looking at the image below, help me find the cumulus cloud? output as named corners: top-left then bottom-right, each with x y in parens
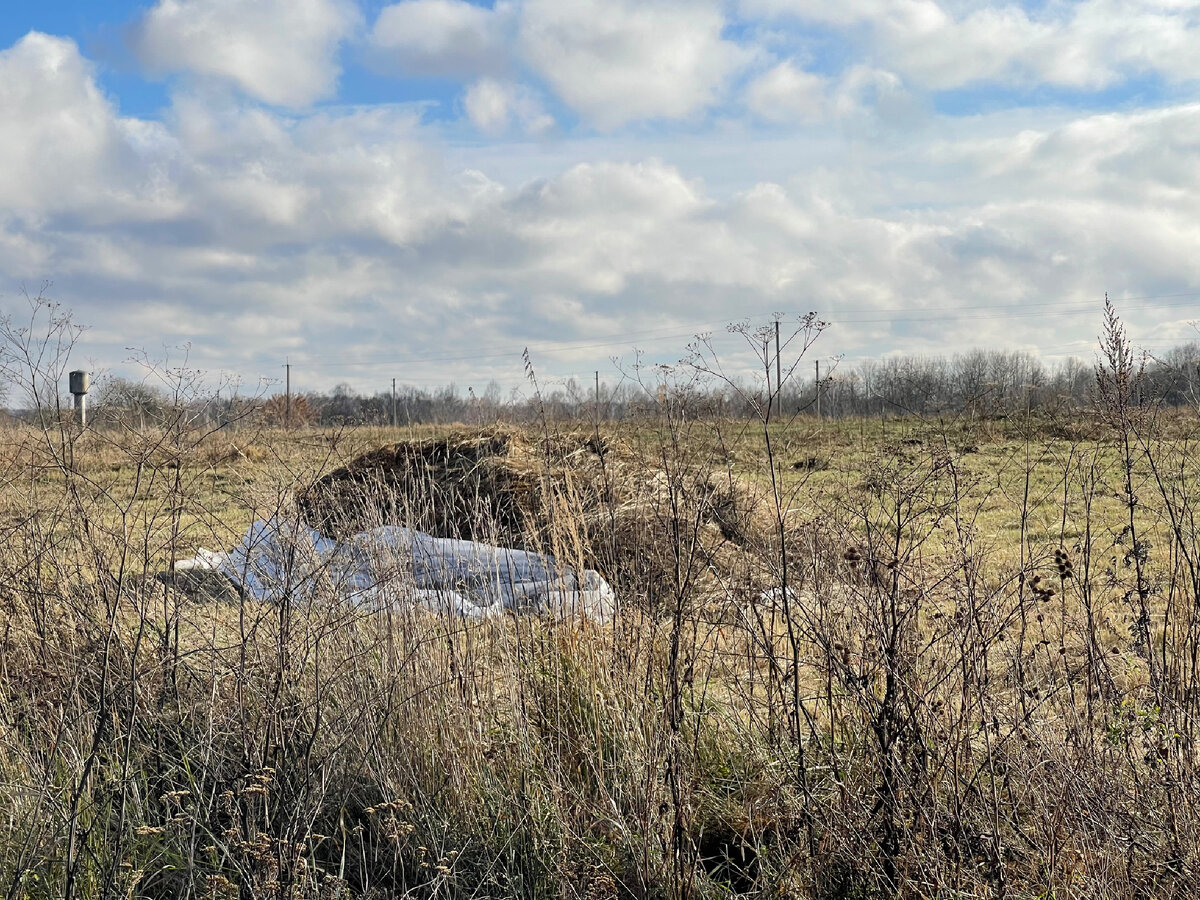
top-left (477, 160), bottom-right (726, 295)
top-left (5, 25), bottom-right (1200, 388)
top-left (746, 60), bottom-right (826, 122)
top-left (518, 0), bottom-right (753, 128)
top-left (463, 78), bottom-right (554, 136)
top-left (0, 32), bottom-right (122, 211)
top-left (741, 0), bottom-right (1200, 91)
top-left (832, 66), bottom-right (927, 130)
top-left (132, 0), bottom-right (361, 107)
top-left (369, 0), bottom-right (513, 77)
top-left (367, 0), bottom-right (755, 130)
top-left (0, 33), bottom-right (169, 217)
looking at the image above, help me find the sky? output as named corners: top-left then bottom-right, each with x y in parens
top-left (1, 0), bottom-right (1199, 399)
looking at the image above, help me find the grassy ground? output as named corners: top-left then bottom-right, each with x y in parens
top-left (2, 407), bottom-right (1200, 899)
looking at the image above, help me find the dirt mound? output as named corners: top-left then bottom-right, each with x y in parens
top-left (297, 427), bottom-right (773, 606)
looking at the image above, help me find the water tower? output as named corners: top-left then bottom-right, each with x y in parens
top-left (69, 370), bottom-right (90, 427)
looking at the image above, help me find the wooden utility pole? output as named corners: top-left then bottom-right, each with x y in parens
top-left (285, 360), bottom-right (291, 428)
top-left (595, 370), bottom-right (600, 422)
top-left (391, 377), bottom-right (397, 428)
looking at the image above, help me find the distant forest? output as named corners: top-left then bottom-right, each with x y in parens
top-left (29, 341), bottom-right (1200, 428)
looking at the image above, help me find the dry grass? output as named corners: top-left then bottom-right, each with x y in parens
top-left (2, 385), bottom-right (1200, 899)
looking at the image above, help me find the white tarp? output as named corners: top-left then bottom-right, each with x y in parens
top-left (177, 518), bottom-right (615, 622)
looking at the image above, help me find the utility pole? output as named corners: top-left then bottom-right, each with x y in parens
top-left (285, 360), bottom-right (291, 428)
top-left (595, 370), bottom-right (600, 422)
top-left (774, 319), bottom-right (781, 417)
top-left (815, 359), bottom-right (821, 419)
top-left (391, 377), bottom-right (397, 428)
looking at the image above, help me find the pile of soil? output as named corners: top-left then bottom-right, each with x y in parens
top-left (296, 427), bottom-right (774, 607)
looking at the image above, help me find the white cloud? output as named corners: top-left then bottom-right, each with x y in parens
top-left (518, 0), bottom-right (753, 128)
top-left (740, 0), bottom-right (1200, 91)
top-left (369, 0), bottom-right (513, 77)
top-left (0, 33), bottom-right (120, 211)
top-left (741, 0), bottom-right (925, 29)
top-left (463, 79), bottom-right (511, 134)
top-left (161, 94), bottom-right (457, 247)
top-left (482, 160), bottom-right (729, 294)
top-left (7, 27), bottom-right (1200, 389)
top-left (463, 78), bottom-right (554, 136)
top-left (832, 66), bottom-right (927, 130)
top-left (368, 0), bottom-right (757, 129)
top-left (746, 60), bottom-right (826, 122)
top-left (927, 103), bottom-right (1200, 210)
top-left (132, 0), bottom-right (361, 107)
top-left (0, 33), bottom-right (170, 218)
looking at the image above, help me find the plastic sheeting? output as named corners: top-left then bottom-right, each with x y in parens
top-left (176, 518), bottom-right (615, 621)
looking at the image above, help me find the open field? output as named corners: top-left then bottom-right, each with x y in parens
top-left (3, 400), bottom-right (1200, 899)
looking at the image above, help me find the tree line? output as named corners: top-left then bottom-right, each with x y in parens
top-left (24, 340), bottom-right (1189, 430)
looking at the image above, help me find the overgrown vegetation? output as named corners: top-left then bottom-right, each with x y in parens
top-left (2, 296), bottom-right (1200, 898)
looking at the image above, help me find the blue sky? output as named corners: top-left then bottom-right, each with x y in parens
top-left (2, 0), bottom-right (1199, 397)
